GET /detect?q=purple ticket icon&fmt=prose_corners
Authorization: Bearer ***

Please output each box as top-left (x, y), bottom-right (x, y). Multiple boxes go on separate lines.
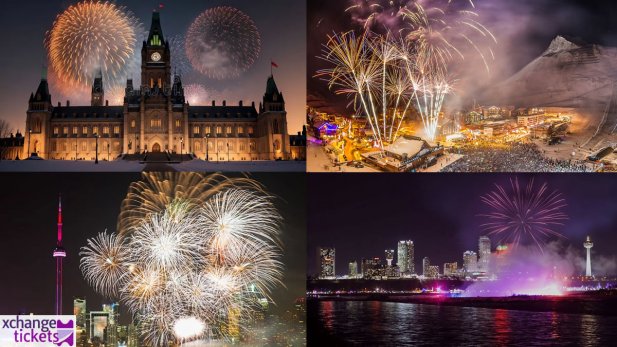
top-left (55, 319), bottom-right (74, 346)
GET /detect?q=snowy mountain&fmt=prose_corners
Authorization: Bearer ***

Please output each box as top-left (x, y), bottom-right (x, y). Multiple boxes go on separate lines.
top-left (485, 36), bottom-right (617, 108)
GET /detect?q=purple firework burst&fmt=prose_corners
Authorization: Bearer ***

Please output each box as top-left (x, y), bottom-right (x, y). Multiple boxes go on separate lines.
top-left (479, 177), bottom-right (568, 252)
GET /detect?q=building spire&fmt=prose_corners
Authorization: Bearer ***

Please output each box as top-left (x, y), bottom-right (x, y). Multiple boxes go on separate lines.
top-left (57, 194), bottom-right (63, 247)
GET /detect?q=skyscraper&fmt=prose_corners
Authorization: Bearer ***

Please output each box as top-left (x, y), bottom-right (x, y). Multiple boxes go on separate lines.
top-left (443, 262), bottom-right (458, 276)
top-left (584, 236), bottom-right (593, 277)
top-left (478, 236), bottom-right (491, 273)
top-left (385, 249), bottom-right (394, 266)
top-left (463, 251), bottom-right (478, 274)
top-left (73, 298), bottom-right (86, 327)
top-left (397, 240), bottom-right (414, 275)
top-left (422, 257), bottom-right (430, 277)
top-left (53, 194), bottom-right (66, 315)
top-left (89, 311), bottom-right (110, 343)
top-left (348, 260), bottom-right (358, 278)
top-left (318, 247), bottom-right (335, 279)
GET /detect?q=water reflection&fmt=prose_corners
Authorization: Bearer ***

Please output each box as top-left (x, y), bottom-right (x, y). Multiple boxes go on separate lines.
top-left (310, 301), bottom-right (617, 346)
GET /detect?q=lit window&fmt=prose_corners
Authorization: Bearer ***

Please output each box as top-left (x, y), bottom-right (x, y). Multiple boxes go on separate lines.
top-left (53, 127), bottom-right (59, 135)
top-left (216, 126), bottom-right (222, 134)
top-left (248, 127), bottom-right (254, 134)
top-left (103, 126), bottom-right (110, 135)
top-left (93, 126), bottom-right (99, 135)
top-left (205, 126), bottom-right (211, 134)
top-left (238, 126), bottom-right (244, 134)
top-left (82, 126), bottom-right (88, 134)
top-left (176, 120), bottom-right (181, 128)
top-left (114, 126), bottom-right (120, 134)
top-left (131, 120), bottom-right (136, 128)
top-left (63, 127), bottom-right (68, 134)
top-left (226, 126), bottom-right (232, 134)
top-left (73, 127), bottom-right (78, 134)
top-left (193, 126), bottom-right (200, 134)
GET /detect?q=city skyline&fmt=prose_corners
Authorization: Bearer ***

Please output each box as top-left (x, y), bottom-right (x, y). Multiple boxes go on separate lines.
top-left (308, 174), bottom-right (617, 276)
top-left (0, 173), bottom-right (306, 322)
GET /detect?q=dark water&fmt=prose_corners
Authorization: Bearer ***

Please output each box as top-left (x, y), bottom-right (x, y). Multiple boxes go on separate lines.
top-left (308, 300), bottom-right (617, 346)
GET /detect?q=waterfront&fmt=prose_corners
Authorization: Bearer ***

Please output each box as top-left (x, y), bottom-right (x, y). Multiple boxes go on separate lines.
top-left (308, 300), bottom-right (617, 346)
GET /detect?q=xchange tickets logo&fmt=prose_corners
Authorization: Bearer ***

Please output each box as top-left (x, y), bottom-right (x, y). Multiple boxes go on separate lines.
top-left (0, 315), bottom-right (76, 347)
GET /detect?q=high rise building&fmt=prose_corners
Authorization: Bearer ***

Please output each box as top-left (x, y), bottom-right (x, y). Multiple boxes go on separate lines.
top-left (53, 195), bottom-right (66, 315)
top-left (348, 260), bottom-right (358, 278)
top-left (443, 262), bottom-right (458, 276)
top-left (428, 265), bottom-right (439, 279)
top-left (385, 249), bottom-right (394, 266)
top-left (73, 298), bottom-right (86, 327)
top-left (463, 251), bottom-right (478, 274)
top-left (89, 311), bottom-right (110, 344)
top-left (103, 303), bottom-right (119, 347)
top-left (361, 257), bottom-right (382, 279)
top-left (422, 257), bottom-right (430, 277)
top-left (397, 240), bottom-right (414, 275)
top-left (478, 236), bottom-right (491, 273)
top-left (584, 236), bottom-right (593, 277)
top-left (318, 247), bottom-right (335, 279)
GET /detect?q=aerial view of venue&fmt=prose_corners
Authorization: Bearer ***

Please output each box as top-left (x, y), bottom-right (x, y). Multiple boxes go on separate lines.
top-left (307, 0), bottom-right (617, 172)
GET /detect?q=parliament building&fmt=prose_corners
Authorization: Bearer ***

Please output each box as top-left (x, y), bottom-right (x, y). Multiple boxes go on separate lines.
top-left (23, 12), bottom-right (294, 161)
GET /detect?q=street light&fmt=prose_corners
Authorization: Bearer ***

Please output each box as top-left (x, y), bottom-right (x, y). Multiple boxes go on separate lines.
top-left (180, 136), bottom-right (184, 160)
top-left (227, 143), bottom-right (230, 162)
top-left (94, 134), bottom-right (99, 164)
top-left (107, 143), bottom-right (110, 161)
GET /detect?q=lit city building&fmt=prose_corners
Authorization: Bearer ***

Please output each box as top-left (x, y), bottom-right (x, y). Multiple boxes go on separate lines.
top-left (361, 257), bottom-right (383, 279)
top-left (385, 249), bottom-right (394, 266)
top-left (463, 251), bottom-right (478, 274)
top-left (428, 265), bottom-right (439, 279)
top-left (89, 310), bottom-right (110, 344)
top-left (443, 262), bottom-right (458, 276)
top-left (22, 12), bottom-right (293, 162)
top-left (479, 236), bottom-right (491, 273)
top-left (422, 257), bottom-right (430, 277)
top-left (397, 240), bottom-right (414, 275)
top-left (318, 247), bottom-right (335, 279)
top-left (348, 260), bottom-right (358, 278)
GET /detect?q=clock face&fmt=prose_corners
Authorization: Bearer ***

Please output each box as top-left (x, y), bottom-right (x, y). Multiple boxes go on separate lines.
top-left (151, 52), bottom-right (161, 62)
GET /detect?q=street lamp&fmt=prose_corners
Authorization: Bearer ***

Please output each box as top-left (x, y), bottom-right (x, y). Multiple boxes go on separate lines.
top-left (205, 134), bottom-right (209, 161)
top-left (180, 136), bottom-right (184, 160)
top-left (227, 143), bottom-right (230, 162)
top-left (94, 134), bottom-right (99, 164)
top-left (107, 143), bottom-right (110, 161)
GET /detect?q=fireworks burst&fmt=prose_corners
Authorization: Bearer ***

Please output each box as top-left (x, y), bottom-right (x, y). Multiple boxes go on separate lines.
top-left (169, 34), bottom-right (193, 76)
top-left (320, 0), bottom-right (495, 143)
top-left (184, 83), bottom-right (217, 105)
top-left (479, 177), bottom-right (568, 252)
top-left (46, 1), bottom-right (142, 91)
top-left (185, 6), bottom-right (261, 80)
top-left (81, 173), bottom-right (283, 346)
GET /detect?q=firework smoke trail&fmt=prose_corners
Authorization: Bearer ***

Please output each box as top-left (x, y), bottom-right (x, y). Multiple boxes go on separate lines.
top-left (322, 0), bottom-right (496, 143)
top-left (81, 173), bottom-right (283, 346)
top-left (46, 1), bottom-right (143, 91)
top-left (186, 6), bottom-right (261, 80)
top-left (479, 177), bottom-right (568, 253)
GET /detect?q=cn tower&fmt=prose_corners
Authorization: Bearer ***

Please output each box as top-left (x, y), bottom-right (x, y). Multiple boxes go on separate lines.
top-left (53, 194), bottom-right (66, 315)
top-left (584, 235), bottom-right (593, 277)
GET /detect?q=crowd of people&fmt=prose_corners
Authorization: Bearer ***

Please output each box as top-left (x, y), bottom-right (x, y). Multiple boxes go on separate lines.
top-left (441, 143), bottom-right (593, 172)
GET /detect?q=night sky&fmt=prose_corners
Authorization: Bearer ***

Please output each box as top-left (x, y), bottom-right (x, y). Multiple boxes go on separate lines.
top-left (308, 173), bottom-right (617, 276)
top-left (308, 0), bottom-right (617, 114)
top-left (0, 172), bottom-right (306, 321)
top-left (0, 0), bottom-right (306, 134)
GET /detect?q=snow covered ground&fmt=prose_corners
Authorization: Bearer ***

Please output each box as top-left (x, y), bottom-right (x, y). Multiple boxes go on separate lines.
top-left (0, 159), bottom-right (306, 172)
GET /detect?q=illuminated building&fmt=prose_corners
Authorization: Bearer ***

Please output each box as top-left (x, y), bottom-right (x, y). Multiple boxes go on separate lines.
top-left (53, 195), bottom-right (66, 315)
top-left (361, 257), bottom-right (382, 279)
top-left (23, 12), bottom-right (291, 161)
top-left (463, 251), bottom-right (478, 274)
top-left (478, 236), bottom-right (491, 273)
top-left (385, 249), bottom-right (394, 267)
top-left (348, 260), bottom-right (358, 278)
top-left (103, 303), bottom-right (119, 347)
top-left (584, 236), bottom-right (593, 277)
top-left (428, 265), bottom-right (439, 279)
top-left (397, 240), bottom-right (414, 275)
top-left (127, 323), bottom-right (139, 347)
top-left (443, 262), bottom-right (458, 276)
top-left (89, 311), bottom-right (110, 343)
top-left (318, 247), bottom-right (335, 279)
top-left (73, 298), bottom-right (86, 327)
top-left (422, 257), bottom-right (430, 277)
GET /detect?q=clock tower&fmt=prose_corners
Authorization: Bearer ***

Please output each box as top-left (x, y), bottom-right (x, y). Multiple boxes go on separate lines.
top-left (141, 11), bottom-right (171, 91)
